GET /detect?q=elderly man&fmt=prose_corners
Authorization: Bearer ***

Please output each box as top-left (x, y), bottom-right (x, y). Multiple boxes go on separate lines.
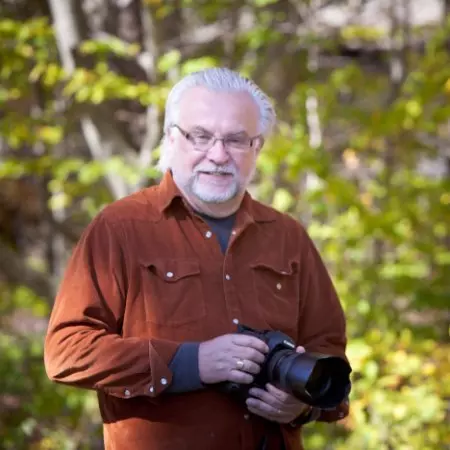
top-left (44, 67), bottom-right (350, 450)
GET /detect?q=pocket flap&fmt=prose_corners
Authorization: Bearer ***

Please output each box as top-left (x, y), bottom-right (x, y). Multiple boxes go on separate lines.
top-left (140, 258), bottom-right (201, 282)
top-left (250, 258), bottom-right (297, 276)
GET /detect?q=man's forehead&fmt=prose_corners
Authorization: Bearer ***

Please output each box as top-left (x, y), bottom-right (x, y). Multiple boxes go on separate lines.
top-left (177, 86), bottom-right (259, 131)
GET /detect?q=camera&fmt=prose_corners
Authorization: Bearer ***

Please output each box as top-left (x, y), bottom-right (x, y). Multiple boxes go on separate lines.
top-left (216, 324), bottom-right (352, 410)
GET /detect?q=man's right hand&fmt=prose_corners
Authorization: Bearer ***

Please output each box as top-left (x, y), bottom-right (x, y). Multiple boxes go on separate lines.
top-left (198, 334), bottom-right (269, 384)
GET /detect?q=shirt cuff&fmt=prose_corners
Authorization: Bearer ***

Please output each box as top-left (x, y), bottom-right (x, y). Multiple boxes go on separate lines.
top-left (165, 342), bottom-right (205, 393)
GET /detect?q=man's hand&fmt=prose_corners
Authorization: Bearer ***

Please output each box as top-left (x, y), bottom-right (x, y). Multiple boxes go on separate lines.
top-left (245, 346), bottom-right (310, 424)
top-left (198, 334), bottom-right (269, 384)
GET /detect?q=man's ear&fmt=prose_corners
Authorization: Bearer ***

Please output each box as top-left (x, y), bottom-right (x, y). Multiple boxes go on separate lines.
top-left (255, 137), bottom-right (265, 155)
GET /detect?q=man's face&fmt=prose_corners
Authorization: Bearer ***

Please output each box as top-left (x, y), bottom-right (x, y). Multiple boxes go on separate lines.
top-left (166, 87), bottom-right (262, 205)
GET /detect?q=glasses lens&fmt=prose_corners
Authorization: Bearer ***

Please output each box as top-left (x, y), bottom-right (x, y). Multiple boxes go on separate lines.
top-left (225, 137), bottom-right (251, 151)
top-left (192, 135), bottom-right (213, 151)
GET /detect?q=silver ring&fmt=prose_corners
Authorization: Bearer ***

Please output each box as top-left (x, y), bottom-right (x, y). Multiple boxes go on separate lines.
top-left (236, 359), bottom-right (245, 370)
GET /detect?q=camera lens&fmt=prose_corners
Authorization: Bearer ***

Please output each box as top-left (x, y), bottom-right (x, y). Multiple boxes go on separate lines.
top-left (267, 350), bottom-right (351, 408)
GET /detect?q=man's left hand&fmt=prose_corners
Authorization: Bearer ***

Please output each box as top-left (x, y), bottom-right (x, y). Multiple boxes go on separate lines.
top-left (245, 382), bottom-right (309, 424)
top-left (245, 345), bottom-right (310, 424)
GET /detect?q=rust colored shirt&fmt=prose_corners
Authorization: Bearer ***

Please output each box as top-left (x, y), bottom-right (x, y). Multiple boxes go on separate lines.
top-left (44, 171), bottom-right (350, 450)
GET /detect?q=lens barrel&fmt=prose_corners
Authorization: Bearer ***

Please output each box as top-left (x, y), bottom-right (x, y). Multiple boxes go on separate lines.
top-left (268, 350), bottom-right (351, 409)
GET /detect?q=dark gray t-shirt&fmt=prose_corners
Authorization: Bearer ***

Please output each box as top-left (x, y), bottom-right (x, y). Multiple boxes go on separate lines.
top-left (197, 212), bottom-right (236, 254)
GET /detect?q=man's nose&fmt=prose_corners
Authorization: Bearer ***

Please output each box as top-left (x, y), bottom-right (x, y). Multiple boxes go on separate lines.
top-left (207, 139), bottom-right (230, 164)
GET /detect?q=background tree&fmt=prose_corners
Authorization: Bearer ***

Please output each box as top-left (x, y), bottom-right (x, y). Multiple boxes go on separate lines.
top-left (0, 0), bottom-right (449, 449)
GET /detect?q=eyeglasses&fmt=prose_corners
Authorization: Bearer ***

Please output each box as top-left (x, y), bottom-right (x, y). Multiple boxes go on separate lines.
top-left (171, 124), bottom-right (261, 153)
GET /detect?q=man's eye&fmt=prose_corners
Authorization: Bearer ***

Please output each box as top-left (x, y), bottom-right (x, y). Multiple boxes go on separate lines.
top-left (227, 137), bottom-right (249, 147)
top-left (193, 135), bottom-right (211, 142)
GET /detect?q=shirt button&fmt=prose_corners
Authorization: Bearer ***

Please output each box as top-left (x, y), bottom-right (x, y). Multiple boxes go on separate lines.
top-left (124, 389), bottom-right (130, 396)
top-left (166, 272), bottom-right (174, 278)
top-left (244, 414), bottom-right (250, 420)
top-left (149, 385), bottom-right (154, 393)
top-left (225, 274), bottom-right (231, 280)
top-left (205, 230), bottom-right (212, 238)
top-left (161, 378), bottom-right (168, 385)
top-left (232, 318), bottom-right (239, 325)
top-left (276, 283), bottom-right (282, 290)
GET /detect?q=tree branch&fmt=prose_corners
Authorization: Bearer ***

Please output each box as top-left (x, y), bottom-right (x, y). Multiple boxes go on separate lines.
top-left (133, 1), bottom-right (164, 190)
top-left (48, 0), bottom-right (133, 200)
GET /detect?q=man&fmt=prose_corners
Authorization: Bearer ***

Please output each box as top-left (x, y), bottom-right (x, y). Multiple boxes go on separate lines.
top-left (44, 67), bottom-right (350, 450)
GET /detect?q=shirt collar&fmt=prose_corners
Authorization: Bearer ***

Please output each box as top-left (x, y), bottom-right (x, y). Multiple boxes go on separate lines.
top-left (150, 170), bottom-right (277, 223)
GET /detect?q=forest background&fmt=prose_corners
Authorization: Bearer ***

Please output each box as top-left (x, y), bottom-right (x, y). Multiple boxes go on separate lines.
top-left (0, 0), bottom-right (449, 449)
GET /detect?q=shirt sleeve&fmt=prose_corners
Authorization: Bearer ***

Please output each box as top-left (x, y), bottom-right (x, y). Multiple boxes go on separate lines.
top-left (44, 213), bottom-right (180, 400)
top-left (166, 343), bottom-right (205, 393)
top-left (296, 227), bottom-right (352, 423)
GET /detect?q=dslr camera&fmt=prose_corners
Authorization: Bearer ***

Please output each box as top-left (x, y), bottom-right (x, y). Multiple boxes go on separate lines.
top-left (216, 324), bottom-right (352, 410)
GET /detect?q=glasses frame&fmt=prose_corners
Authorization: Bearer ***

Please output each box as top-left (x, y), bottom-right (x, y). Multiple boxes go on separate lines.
top-left (171, 124), bottom-right (262, 153)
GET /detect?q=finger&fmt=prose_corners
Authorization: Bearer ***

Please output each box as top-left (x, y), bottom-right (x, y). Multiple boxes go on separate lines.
top-left (296, 346), bottom-right (305, 353)
top-left (228, 369), bottom-right (254, 384)
top-left (232, 335), bottom-right (269, 353)
top-left (246, 398), bottom-right (285, 421)
top-left (247, 402), bottom-right (296, 424)
top-left (248, 387), bottom-right (283, 409)
top-left (236, 347), bottom-right (266, 364)
top-left (246, 404), bottom-right (281, 422)
top-left (233, 358), bottom-right (261, 375)
top-left (265, 383), bottom-right (291, 402)
top-left (247, 406), bottom-right (292, 424)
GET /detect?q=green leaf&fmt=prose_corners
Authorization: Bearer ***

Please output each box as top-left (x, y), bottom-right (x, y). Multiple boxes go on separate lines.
top-left (157, 50), bottom-right (181, 73)
top-left (272, 188), bottom-right (294, 212)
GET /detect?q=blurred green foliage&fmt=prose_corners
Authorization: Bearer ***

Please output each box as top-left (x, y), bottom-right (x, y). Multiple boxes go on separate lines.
top-left (0, 4), bottom-right (449, 450)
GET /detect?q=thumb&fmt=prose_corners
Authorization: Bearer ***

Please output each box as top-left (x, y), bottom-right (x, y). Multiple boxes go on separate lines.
top-left (296, 346), bottom-right (306, 354)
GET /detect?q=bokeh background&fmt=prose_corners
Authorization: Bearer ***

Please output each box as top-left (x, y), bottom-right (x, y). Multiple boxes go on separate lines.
top-left (1, 0), bottom-right (449, 449)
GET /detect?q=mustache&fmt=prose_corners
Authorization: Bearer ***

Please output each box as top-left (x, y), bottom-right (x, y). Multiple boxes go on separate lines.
top-left (194, 166), bottom-right (236, 175)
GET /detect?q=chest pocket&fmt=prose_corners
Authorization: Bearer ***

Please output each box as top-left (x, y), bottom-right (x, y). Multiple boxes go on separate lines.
top-left (250, 259), bottom-right (299, 331)
top-left (140, 258), bottom-right (206, 326)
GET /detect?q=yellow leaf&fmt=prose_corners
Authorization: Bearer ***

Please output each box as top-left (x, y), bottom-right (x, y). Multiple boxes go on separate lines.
top-left (444, 78), bottom-right (450, 94)
top-left (360, 192), bottom-right (372, 207)
top-left (342, 148), bottom-right (360, 170)
top-left (440, 192), bottom-right (450, 205)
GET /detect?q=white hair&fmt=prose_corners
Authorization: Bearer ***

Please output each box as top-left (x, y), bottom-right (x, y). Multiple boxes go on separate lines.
top-left (156, 67), bottom-right (277, 173)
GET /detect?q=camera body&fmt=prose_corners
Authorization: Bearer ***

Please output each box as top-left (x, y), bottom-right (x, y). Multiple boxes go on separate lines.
top-left (216, 324), bottom-right (351, 410)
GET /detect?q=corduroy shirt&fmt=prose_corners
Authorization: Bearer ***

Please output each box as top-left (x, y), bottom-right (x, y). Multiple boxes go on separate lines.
top-left (44, 171), bottom-right (350, 450)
